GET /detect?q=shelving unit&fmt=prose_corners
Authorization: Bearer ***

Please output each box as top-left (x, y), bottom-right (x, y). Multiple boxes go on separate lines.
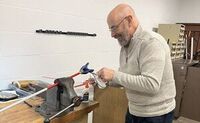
top-left (158, 24), bottom-right (185, 59)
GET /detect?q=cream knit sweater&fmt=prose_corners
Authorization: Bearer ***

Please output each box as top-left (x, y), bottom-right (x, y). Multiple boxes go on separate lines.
top-left (111, 25), bottom-right (176, 117)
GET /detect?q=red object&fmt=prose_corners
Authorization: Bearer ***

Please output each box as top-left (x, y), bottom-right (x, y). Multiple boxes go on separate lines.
top-left (47, 72), bottom-right (81, 89)
top-left (74, 80), bottom-right (94, 88)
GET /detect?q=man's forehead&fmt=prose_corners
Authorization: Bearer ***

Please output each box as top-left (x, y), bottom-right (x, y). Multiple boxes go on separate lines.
top-left (107, 14), bottom-right (121, 26)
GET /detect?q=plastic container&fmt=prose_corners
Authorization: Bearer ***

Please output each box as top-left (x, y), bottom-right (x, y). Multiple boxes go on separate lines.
top-left (82, 83), bottom-right (89, 103)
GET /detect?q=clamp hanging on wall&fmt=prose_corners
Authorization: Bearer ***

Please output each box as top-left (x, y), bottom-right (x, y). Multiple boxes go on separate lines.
top-left (36, 29), bottom-right (97, 37)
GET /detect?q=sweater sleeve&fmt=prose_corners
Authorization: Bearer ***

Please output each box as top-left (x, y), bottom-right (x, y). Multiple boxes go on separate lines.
top-left (112, 39), bottom-right (166, 94)
top-left (109, 67), bottom-right (124, 87)
top-left (109, 79), bottom-right (123, 87)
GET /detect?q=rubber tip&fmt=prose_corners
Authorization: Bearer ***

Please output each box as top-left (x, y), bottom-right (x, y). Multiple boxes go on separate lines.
top-left (44, 118), bottom-right (50, 123)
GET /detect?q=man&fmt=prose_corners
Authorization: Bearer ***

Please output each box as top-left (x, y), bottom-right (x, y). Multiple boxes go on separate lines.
top-left (97, 4), bottom-right (176, 123)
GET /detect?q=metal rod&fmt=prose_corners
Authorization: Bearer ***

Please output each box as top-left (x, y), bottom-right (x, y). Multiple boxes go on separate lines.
top-left (36, 29), bottom-right (97, 37)
top-left (49, 103), bottom-right (75, 120)
top-left (43, 75), bottom-right (93, 88)
top-left (0, 72), bottom-right (80, 113)
top-left (42, 76), bottom-right (56, 79)
top-left (190, 37), bottom-right (194, 63)
top-left (185, 35), bottom-right (188, 62)
top-left (42, 77), bottom-right (88, 88)
top-left (0, 88), bottom-right (47, 112)
top-left (195, 32), bottom-right (200, 58)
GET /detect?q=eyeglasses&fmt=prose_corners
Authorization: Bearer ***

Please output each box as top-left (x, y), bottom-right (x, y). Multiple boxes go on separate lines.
top-left (109, 16), bottom-right (128, 32)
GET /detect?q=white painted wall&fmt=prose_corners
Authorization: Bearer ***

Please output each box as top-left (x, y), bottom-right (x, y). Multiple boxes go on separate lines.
top-left (0, 0), bottom-right (181, 122)
top-left (129, 0), bottom-right (181, 30)
top-left (177, 0), bottom-right (200, 23)
top-left (0, 0), bottom-right (181, 89)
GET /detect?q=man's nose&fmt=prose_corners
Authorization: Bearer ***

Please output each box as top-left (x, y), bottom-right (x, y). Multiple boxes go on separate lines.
top-left (111, 31), bottom-right (117, 38)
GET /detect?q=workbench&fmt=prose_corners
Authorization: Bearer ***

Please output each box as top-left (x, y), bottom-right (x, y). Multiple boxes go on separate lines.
top-left (0, 97), bottom-right (99, 123)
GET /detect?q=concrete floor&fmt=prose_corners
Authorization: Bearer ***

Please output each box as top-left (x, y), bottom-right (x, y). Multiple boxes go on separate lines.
top-left (173, 117), bottom-right (200, 123)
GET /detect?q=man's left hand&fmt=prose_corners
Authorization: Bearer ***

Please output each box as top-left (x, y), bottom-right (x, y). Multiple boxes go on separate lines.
top-left (97, 67), bottom-right (114, 82)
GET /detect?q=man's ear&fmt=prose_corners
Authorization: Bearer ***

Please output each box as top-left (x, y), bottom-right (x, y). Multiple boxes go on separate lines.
top-left (126, 15), bottom-right (133, 27)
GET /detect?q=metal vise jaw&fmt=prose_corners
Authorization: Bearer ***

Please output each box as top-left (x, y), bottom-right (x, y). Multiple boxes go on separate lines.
top-left (35, 77), bottom-right (80, 118)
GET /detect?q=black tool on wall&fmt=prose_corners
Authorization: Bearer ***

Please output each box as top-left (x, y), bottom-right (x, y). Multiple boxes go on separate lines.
top-left (36, 29), bottom-right (97, 37)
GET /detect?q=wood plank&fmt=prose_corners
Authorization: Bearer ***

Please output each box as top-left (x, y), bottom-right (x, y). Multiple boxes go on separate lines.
top-left (0, 97), bottom-right (99, 123)
top-left (93, 86), bottom-right (128, 123)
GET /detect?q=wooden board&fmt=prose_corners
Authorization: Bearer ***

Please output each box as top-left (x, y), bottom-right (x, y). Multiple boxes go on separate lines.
top-left (93, 86), bottom-right (128, 123)
top-left (0, 97), bottom-right (99, 123)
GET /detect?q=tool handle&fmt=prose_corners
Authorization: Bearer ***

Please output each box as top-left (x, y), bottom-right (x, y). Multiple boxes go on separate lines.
top-left (47, 72), bottom-right (81, 90)
top-left (69, 72), bottom-right (80, 78)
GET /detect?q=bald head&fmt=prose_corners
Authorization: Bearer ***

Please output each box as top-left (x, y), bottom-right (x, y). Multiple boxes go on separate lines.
top-left (107, 4), bottom-right (139, 47)
top-left (107, 4), bottom-right (138, 27)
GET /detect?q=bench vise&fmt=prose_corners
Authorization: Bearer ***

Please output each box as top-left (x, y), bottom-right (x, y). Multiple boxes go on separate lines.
top-left (35, 77), bottom-right (81, 121)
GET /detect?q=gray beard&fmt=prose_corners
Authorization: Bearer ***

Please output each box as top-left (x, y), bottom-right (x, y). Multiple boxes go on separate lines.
top-left (118, 39), bottom-right (130, 47)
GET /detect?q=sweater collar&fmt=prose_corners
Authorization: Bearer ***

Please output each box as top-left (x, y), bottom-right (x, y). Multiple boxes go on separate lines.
top-left (124, 24), bottom-right (143, 52)
top-left (132, 24), bottom-right (143, 42)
